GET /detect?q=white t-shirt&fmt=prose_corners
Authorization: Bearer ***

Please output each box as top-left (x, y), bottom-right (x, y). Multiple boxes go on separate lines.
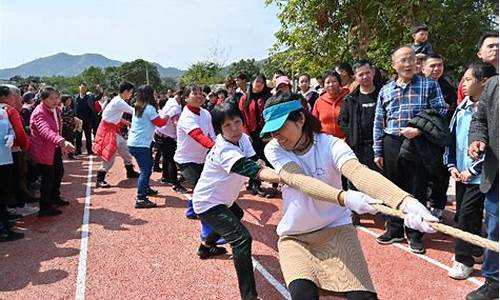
top-left (193, 134), bottom-right (256, 214)
top-left (155, 98), bottom-right (181, 139)
top-left (174, 106), bottom-right (215, 164)
top-left (264, 133), bottom-right (356, 236)
top-left (101, 95), bottom-right (134, 125)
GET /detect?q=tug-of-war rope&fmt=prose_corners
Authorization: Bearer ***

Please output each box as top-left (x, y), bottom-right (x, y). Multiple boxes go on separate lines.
top-left (279, 161), bottom-right (499, 253)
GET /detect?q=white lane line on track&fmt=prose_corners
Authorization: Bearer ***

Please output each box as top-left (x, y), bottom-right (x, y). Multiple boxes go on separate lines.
top-left (182, 193), bottom-right (291, 299)
top-left (356, 226), bottom-right (483, 287)
top-left (75, 155), bottom-right (94, 300)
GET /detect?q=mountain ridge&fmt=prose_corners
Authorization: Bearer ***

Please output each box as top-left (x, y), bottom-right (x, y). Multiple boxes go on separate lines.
top-left (0, 52), bottom-right (184, 79)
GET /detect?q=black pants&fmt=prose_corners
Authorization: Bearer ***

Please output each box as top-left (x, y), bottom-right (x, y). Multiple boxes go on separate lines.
top-left (455, 182), bottom-right (485, 266)
top-left (288, 279), bottom-right (378, 300)
top-left (11, 151), bottom-right (30, 207)
top-left (37, 148), bottom-right (64, 209)
top-left (178, 162), bottom-right (204, 189)
top-left (155, 134), bottom-right (178, 185)
top-left (382, 135), bottom-right (428, 240)
top-left (429, 162), bottom-right (450, 210)
top-left (0, 164), bottom-right (14, 225)
top-left (198, 204), bottom-right (256, 300)
top-left (75, 120), bottom-right (93, 154)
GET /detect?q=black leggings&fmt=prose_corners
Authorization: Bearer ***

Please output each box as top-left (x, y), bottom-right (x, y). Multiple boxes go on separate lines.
top-left (289, 279), bottom-right (377, 300)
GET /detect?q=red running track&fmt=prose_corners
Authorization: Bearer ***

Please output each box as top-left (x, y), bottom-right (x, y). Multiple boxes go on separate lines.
top-left (0, 155), bottom-right (485, 299)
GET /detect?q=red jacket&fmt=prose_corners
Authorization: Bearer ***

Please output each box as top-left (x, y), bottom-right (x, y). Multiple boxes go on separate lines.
top-left (29, 103), bottom-right (65, 165)
top-left (312, 88), bottom-right (350, 138)
top-left (5, 106), bottom-right (29, 151)
top-left (92, 120), bottom-right (120, 161)
top-left (238, 94), bottom-right (266, 134)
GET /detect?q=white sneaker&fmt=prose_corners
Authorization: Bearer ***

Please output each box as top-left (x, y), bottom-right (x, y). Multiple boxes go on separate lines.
top-left (448, 261), bottom-right (473, 280)
top-left (15, 204), bottom-right (39, 216)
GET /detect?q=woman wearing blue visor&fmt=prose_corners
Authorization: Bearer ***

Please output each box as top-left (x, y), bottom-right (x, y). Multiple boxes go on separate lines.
top-left (262, 91), bottom-right (438, 300)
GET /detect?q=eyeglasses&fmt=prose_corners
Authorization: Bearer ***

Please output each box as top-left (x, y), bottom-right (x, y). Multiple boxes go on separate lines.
top-left (396, 57), bottom-right (416, 64)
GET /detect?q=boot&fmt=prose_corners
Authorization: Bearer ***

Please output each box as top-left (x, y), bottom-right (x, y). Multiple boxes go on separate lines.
top-left (125, 164), bottom-right (140, 178)
top-left (96, 170), bottom-right (111, 188)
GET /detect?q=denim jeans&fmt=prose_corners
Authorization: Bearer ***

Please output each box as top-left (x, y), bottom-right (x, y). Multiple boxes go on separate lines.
top-left (128, 146), bottom-right (153, 200)
top-left (198, 204), bottom-right (257, 300)
top-left (482, 176), bottom-right (499, 281)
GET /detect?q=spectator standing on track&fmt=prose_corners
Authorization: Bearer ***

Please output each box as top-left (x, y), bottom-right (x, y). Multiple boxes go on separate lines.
top-left (298, 73), bottom-right (319, 110)
top-left (30, 87), bottom-right (75, 216)
top-left (74, 83), bottom-right (98, 155)
top-left (373, 46), bottom-right (447, 254)
top-left (444, 62), bottom-right (496, 280)
top-left (0, 86), bottom-right (22, 242)
top-left (457, 32), bottom-right (499, 104)
top-left (61, 95), bottom-right (77, 159)
top-left (421, 54), bottom-right (458, 220)
top-left (92, 81), bottom-right (140, 188)
top-left (466, 75), bottom-right (499, 300)
top-left (154, 89), bottom-right (186, 193)
top-left (262, 92), bottom-right (437, 300)
top-left (192, 103), bottom-right (281, 299)
top-left (312, 70), bottom-right (350, 139)
top-left (126, 85), bottom-right (167, 209)
top-left (238, 74), bottom-right (273, 197)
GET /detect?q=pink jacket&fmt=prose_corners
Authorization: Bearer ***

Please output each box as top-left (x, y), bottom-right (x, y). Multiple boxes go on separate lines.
top-left (29, 103), bottom-right (65, 165)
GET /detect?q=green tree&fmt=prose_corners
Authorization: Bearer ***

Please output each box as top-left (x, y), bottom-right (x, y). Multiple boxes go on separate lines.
top-left (81, 66), bottom-right (105, 89)
top-left (42, 75), bottom-right (82, 95)
top-left (119, 59), bottom-right (162, 90)
top-left (178, 61), bottom-right (224, 86)
top-left (227, 59), bottom-right (261, 79)
top-left (266, 0), bottom-right (498, 80)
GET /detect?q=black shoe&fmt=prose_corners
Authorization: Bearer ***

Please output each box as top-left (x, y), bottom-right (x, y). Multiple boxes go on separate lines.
top-left (197, 243), bottom-right (227, 259)
top-left (265, 188), bottom-right (277, 198)
top-left (173, 185), bottom-right (188, 193)
top-left (38, 206), bottom-right (63, 217)
top-left (0, 228), bottom-right (25, 242)
top-left (408, 238), bottom-right (425, 254)
top-left (135, 198), bottom-right (157, 209)
top-left (125, 164), bottom-right (140, 178)
top-left (251, 186), bottom-right (267, 197)
top-left (153, 166), bottom-right (162, 172)
top-left (161, 178), bottom-right (175, 186)
top-left (466, 278), bottom-right (499, 300)
top-left (7, 212), bottom-right (22, 221)
top-left (146, 188), bottom-right (159, 196)
top-left (54, 199), bottom-right (70, 207)
top-left (376, 231), bottom-right (405, 245)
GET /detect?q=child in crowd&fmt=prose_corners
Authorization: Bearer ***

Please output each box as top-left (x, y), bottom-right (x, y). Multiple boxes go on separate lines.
top-left (30, 87), bottom-right (75, 216)
top-left (411, 24), bottom-right (434, 57)
top-left (0, 85), bottom-right (22, 241)
top-left (192, 102), bottom-right (280, 300)
top-left (127, 85), bottom-right (167, 208)
top-left (444, 62), bottom-right (497, 280)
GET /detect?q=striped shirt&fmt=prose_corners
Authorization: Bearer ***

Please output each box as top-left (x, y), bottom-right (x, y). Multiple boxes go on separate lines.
top-left (373, 75), bottom-right (447, 157)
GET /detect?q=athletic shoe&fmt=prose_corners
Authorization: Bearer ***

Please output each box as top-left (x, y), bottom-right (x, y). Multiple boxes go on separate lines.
top-left (466, 278), bottom-right (499, 300)
top-left (15, 204), bottom-right (39, 216)
top-left (448, 261), bottom-right (473, 280)
top-left (197, 243), bottom-right (227, 259)
top-left (38, 207), bottom-right (63, 217)
top-left (431, 208), bottom-right (444, 221)
top-left (376, 231), bottom-right (405, 245)
top-left (135, 199), bottom-right (157, 209)
top-left (473, 254), bottom-right (484, 265)
top-left (0, 227), bottom-right (25, 242)
top-left (408, 238), bottom-right (425, 254)
top-left (96, 180), bottom-right (111, 188)
top-left (146, 188), bottom-right (159, 196)
top-left (161, 178), bottom-right (175, 186)
top-left (54, 198), bottom-right (70, 207)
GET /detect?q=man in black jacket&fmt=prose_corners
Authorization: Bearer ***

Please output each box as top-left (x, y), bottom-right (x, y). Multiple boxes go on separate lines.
top-left (422, 54), bottom-right (457, 219)
top-left (339, 59), bottom-right (379, 171)
top-left (74, 82), bottom-right (97, 155)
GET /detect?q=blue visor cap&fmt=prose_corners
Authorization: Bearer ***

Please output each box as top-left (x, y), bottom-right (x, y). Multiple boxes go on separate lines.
top-left (260, 100), bottom-right (303, 137)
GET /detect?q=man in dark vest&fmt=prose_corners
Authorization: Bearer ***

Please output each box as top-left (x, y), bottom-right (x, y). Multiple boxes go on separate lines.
top-left (74, 82), bottom-right (97, 155)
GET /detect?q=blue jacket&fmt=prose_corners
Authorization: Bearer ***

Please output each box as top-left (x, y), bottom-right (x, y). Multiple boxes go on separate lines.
top-left (443, 97), bottom-right (483, 184)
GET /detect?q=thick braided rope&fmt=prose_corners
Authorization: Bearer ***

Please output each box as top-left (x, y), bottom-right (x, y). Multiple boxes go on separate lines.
top-left (279, 162), bottom-right (499, 253)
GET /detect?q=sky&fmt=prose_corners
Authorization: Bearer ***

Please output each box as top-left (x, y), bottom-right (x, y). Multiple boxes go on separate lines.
top-left (0, 0), bottom-right (282, 70)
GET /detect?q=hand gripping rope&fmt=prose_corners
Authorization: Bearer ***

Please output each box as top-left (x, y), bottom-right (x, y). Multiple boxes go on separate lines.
top-left (279, 160), bottom-right (499, 253)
